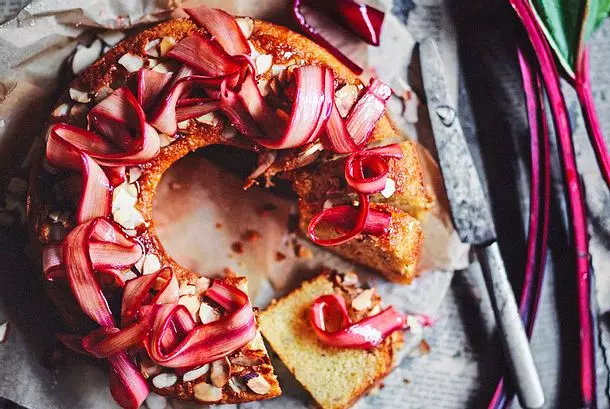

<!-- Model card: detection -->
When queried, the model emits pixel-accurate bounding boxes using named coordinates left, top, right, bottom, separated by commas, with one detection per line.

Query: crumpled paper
left=0, top=1, right=468, bottom=408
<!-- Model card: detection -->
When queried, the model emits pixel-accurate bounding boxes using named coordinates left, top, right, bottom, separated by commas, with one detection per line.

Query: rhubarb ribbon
left=309, top=293, right=406, bottom=349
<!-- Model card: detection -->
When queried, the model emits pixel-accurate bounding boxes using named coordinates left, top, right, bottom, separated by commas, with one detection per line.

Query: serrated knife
left=419, top=38, right=544, bottom=409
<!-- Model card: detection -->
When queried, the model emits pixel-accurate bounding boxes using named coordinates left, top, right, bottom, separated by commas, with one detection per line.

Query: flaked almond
left=335, top=84, right=358, bottom=118
left=52, top=103, right=71, bottom=117
left=145, top=39, right=161, bottom=57
left=195, top=276, right=211, bottom=294
left=183, top=364, right=210, bottom=382
left=113, top=206, right=145, bottom=230
left=140, top=358, right=162, bottom=378
left=352, top=288, right=375, bottom=311
left=228, top=376, right=247, bottom=393
left=230, top=354, right=264, bottom=367
left=127, top=167, right=143, bottom=183
left=341, top=271, right=359, bottom=286
left=198, top=302, right=220, bottom=324
left=145, top=393, right=168, bottom=409
left=255, top=54, right=273, bottom=74
left=177, top=120, right=190, bottom=130
left=236, top=17, right=254, bottom=39
left=123, top=271, right=138, bottom=281
left=243, top=372, right=271, bottom=395
left=112, top=183, right=137, bottom=213
left=195, top=112, right=219, bottom=126
left=98, top=30, right=125, bottom=46
left=380, top=178, right=396, bottom=198
left=193, top=382, right=222, bottom=402
left=94, top=85, right=114, bottom=103
left=69, top=88, right=91, bottom=103
left=159, top=36, right=176, bottom=56
left=147, top=58, right=159, bottom=69
left=210, top=357, right=231, bottom=387
left=271, top=64, right=286, bottom=77
left=152, top=372, right=178, bottom=389
left=368, top=304, right=382, bottom=317
left=118, top=53, right=144, bottom=73
left=72, top=39, right=103, bottom=74
left=158, top=133, right=176, bottom=147
left=152, top=61, right=179, bottom=73
left=179, top=284, right=196, bottom=296
left=142, top=254, right=161, bottom=275
left=178, top=295, right=200, bottom=318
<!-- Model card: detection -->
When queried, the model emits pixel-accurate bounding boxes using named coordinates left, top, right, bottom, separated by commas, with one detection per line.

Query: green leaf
left=529, top=0, right=610, bottom=77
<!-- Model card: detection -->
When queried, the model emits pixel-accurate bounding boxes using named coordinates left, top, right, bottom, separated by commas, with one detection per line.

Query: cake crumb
left=403, top=379, right=410, bottom=384
left=275, top=251, right=286, bottom=261
left=231, top=241, right=244, bottom=254
left=242, top=229, right=262, bottom=242
left=215, top=222, right=223, bottom=229
left=294, top=242, right=313, bottom=259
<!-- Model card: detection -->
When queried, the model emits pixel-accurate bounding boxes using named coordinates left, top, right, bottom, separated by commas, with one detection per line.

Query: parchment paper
left=0, top=1, right=469, bottom=408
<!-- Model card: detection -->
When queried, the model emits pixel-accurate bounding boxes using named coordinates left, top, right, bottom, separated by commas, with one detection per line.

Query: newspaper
left=0, top=0, right=609, bottom=409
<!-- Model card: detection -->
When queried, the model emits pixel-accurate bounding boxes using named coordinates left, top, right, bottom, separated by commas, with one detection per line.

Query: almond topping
left=230, top=354, right=264, bottom=367
left=118, top=53, right=144, bottom=73
left=177, top=120, right=190, bottom=130
left=236, top=17, right=254, bottom=39
left=210, top=357, right=231, bottom=387
left=198, top=302, right=220, bottom=324
left=158, top=133, right=176, bottom=147
left=69, top=88, right=90, bottom=103
left=52, top=103, right=71, bottom=117
left=179, top=284, right=196, bottom=296
left=380, top=178, right=396, bottom=198
left=178, top=295, right=200, bottom=319
left=228, top=376, right=247, bottom=393
left=94, top=86, right=114, bottom=103
left=159, top=36, right=176, bottom=56
left=142, top=254, right=161, bottom=275
left=193, top=382, right=222, bottom=402
left=72, top=39, right=102, bottom=75
left=98, top=30, right=125, bottom=46
left=341, top=272, right=359, bottom=286
left=113, top=207, right=145, bottom=230
left=195, top=112, right=219, bottom=126
left=183, top=364, right=210, bottom=382
left=145, top=39, right=161, bottom=57
left=123, top=271, right=138, bottom=281
left=335, top=84, right=358, bottom=118
left=127, top=167, right=143, bottom=183
left=243, top=372, right=271, bottom=395
left=352, top=288, right=375, bottom=311
left=152, top=372, right=178, bottom=389
left=255, top=54, right=273, bottom=74
left=195, top=276, right=211, bottom=294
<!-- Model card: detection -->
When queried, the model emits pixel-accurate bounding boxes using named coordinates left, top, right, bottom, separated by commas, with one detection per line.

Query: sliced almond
left=112, top=183, right=137, bottom=213
left=255, top=54, right=273, bottom=74
left=341, top=271, right=359, bottom=286
left=198, top=302, right=220, bottom=325
left=123, top=270, right=138, bottom=281
left=72, top=39, right=103, bottom=75
left=236, top=17, right=254, bottom=39
left=249, top=41, right=261, bottom=59
left=178, top=295, right=200, bottom=319
left=127, top=167, right=143, bottom=183
left=368, top=304, right=382, bottom=317
left=140, top=358, right=162, bottom=378
left=147, top=58, right=159, bottom=69
left=335, top=84, right=358, bottom=118
left=159, top=36, right=176, bottom=56
left=177, top=120, right=190, bottom=130
left=152, top=372, right=178, bottom=389
left=271, top=64, right=286, bottom=77
left=142, top=254, right=161, bottom=275
left=158, top=133, right=176, bottom=147
left=352, top=288, right=375, bottom=311
left=152, top=61, right=179, bottom=74
left=113, top=206, right=145, bottom=230
left=179, top=284, right=196, bottom=296
left=69, top=88, right=91, bottom=103
left=193, top=382, right=222, bottom=402
left=210, top=357, right=231, bottom=387
left=183, top=364, right=210, bottom=382
left=98, top=30, right=125, bottom=46
left=195, top=277, right=211, bottom=294
left=380, top=178, right=396, bottom=198
left=94, top=85, right=114, bottom=103
left=0, top=321, right=8, bottom=343
left=145, top=393, right=168, bottom=409
left=228, top=376, right=247, bottom=394
left=230, top=354, right=264, bottom=367
left=145, top=39, right=161, bottom=57
left=243, top=372, right=271, bottom=395
left=195, top=112, right=219, bottom=126
left=118, top=53, right=144, bottom=73
left=52, top=103, right=71, bottom=117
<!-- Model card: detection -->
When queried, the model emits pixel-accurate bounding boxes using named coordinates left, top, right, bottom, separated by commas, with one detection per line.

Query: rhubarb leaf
left=530, top=0, right=610, bottom=77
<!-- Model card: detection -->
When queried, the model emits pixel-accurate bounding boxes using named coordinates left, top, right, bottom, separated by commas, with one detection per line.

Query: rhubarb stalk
left=508, top=1, right=595, bottom=407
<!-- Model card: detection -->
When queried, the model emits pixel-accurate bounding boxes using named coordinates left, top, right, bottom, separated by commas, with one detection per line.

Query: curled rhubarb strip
left=322, top=103, right=358, bottom=153
left=148, top=65, right=194, bottom=135
left=167, top=34, right=243, bottom=76
left=309, top=293, right=405, bottom=349
left=138, top=69, right=173, bottom=112
left=345, top=79, right=392, bottom=147
left=82, top=317, right=152, bottom=358
left=108, top=352, right=149, bottom=409
left=184, top=5, right=250, bottom=56
left=308, top=193, right=371, bottom=246
left=144, top=280, right=256, bottom=368
left=175, top=98, right=221, bottom=122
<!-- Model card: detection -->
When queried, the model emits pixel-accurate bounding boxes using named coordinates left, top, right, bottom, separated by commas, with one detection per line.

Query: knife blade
left=419, top=38, right=544, bottom=409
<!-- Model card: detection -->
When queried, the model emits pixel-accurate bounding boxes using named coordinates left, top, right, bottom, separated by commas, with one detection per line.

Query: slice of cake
left=259, top=271, right=405, bottom=409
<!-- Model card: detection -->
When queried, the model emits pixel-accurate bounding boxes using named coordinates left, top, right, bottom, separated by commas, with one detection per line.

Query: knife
left=419, top=38, right=545, bottom=409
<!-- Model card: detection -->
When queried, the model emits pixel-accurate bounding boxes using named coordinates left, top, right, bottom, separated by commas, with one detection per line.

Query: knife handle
left=476, top=242, right=545, bottom=409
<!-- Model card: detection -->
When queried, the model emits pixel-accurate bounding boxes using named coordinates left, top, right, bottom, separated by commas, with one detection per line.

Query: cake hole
left=153, top=146, right=295, bottom=295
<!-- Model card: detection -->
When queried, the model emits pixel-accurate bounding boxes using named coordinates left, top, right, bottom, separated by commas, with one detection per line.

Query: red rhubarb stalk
left=509, top=1, right=595, bottom=407
left=488, top=47, right=551, bottom=409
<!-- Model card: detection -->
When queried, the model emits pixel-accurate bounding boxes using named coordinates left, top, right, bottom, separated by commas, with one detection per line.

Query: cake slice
left=298, top=201, right=423, bottom=283
left=259, top=271, right=404, bottom=409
